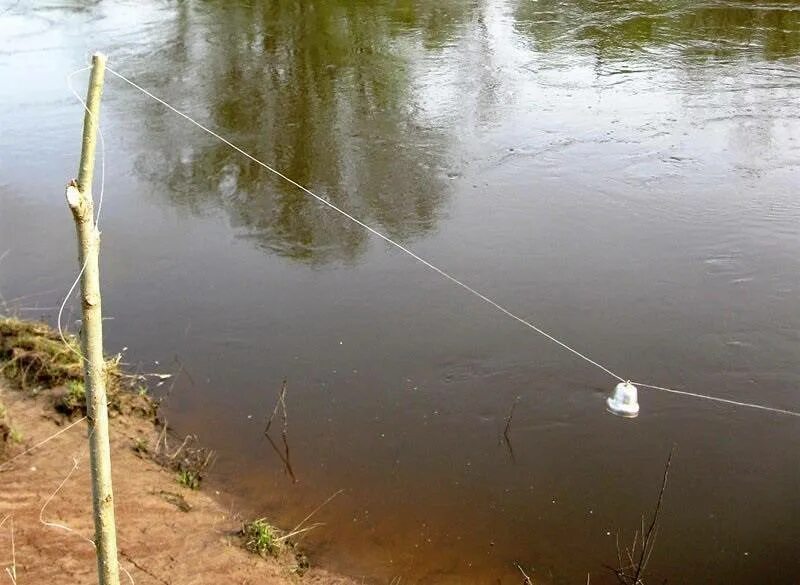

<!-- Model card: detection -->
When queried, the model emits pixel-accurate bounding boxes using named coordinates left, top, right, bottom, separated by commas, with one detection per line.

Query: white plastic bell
left=606, top=381, right=639, bottom=418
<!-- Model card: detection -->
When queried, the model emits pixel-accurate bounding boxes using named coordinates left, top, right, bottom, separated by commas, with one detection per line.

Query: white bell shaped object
left=606, top=381, right=639, bottom=418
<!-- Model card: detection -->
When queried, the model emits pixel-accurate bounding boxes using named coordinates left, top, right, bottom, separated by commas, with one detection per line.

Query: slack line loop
left=102, top=65, right=800, bottom=420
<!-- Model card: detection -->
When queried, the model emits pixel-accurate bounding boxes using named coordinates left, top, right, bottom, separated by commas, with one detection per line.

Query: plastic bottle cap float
left=606, top=381, right=640, bottom=418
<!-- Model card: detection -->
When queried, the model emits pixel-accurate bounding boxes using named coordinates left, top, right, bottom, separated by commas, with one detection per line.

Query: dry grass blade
left=274, top=522, right=325, bottom=543
left=5, top=516, right=16, bottom=585
left=515, top=561, right=533, bottom=584
left=149, top=430, right=215, bottom=490
left=291, top=489, right=344, bottom=535
left=0, top=515, right=13, bottom=584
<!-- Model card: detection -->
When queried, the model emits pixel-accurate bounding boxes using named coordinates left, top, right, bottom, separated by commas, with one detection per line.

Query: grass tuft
left=148, top=431, right=214, bottom=490
left=58, top=379, right=86, bottom=414
left=0, top=400, right=21, bottom=452
left=243, top=518, right=280, bottom=557
left=132, top=437, right=149, bottom=455
left=9, top=428, right=22, bottom=444
left=0, top=317, right=159, bottom=419
left=0, top=318, right=84, bottom=388
left=177, top=469, right=201, bottom=490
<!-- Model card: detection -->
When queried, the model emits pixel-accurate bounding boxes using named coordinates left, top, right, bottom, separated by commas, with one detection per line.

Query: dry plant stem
left=632, top=446, right=674, bottom=584
left=0, top=515, right=17, bottom=585
left=515, top=562, right=533, bottom=584
left=503, top=396, right=519, bottom=441
left=501, top=396, right=520, bottom=461
left=265, top=380, right=288, bottom=435
left=610, top=446, right=675, bottom=585
left=274, top=523, right=324, bottom=543
left=265, top=432, right=296, bottom=483
left=65, top=52, right=120, bottom=585
left=7, top=516, right=16, bottom=585
left=291, top=489, right=344, bottom=535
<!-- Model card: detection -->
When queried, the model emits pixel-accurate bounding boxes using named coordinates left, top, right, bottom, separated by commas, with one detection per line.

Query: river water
left=1, top=1, right=800, bottom=583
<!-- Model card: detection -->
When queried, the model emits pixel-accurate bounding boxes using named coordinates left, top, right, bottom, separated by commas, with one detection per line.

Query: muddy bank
left=0, top=320, right=356, bottom=585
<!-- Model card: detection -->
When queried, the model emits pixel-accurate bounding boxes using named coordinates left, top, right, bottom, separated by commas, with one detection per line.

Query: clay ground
left=0, top=382, right=357, bottom=585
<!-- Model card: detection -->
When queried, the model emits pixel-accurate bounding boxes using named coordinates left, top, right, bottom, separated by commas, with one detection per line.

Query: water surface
left=1, top=1, right=800, bottom=583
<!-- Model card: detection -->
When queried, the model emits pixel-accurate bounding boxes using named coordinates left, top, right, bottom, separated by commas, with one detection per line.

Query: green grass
left=0, top=318, right=165, bottom=422
left=133, top=437, right=149, bottom=454
left=0, top=318, right=83, bottom=387
left=63, top=380, right=86, bottom=411
left=9, top=428, right=22, bottom=444
left=243, top=518, right=280, bottom=557
left=177, top=469, right=200, bottom=490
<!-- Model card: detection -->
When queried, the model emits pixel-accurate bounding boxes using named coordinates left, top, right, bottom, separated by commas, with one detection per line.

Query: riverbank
left=0, top=318, right=355, bottom=584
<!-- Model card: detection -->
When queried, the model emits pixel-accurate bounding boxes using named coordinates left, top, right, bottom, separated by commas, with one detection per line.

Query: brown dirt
left=0, top=381, right=357, bottom=585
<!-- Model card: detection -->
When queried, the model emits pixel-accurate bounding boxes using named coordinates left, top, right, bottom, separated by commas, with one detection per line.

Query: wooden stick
left=65, top=52, right=120, bottom=585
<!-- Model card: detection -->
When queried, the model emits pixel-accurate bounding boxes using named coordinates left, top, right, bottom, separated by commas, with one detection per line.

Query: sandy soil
left=0, top=382, right=356, bottom=585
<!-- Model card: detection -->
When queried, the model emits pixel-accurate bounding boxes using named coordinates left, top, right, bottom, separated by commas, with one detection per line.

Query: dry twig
left=265, top=380, right=288, bottom=436
left=610, top=446, right=675, bottom=585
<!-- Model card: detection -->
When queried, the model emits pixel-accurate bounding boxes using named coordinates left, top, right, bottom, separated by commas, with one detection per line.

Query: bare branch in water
left=633, top=446, right=675, bottom=584
left=504, top=396, right=520, bottom=439
left=501, top=396, right=520, bottom=462
left=610, top=445, right=676, bottom=585
left=265, top=379, right=288, bottom=436
left=265, top=432, right=297, bottom=483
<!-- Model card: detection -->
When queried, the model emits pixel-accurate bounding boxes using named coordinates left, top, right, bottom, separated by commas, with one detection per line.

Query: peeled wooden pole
left=65, top=52, right=120, bottom=585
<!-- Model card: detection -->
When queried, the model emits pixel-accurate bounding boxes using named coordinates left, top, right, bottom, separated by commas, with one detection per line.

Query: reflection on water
left=131, top=0, right=481, bottom=263
left=515, top=0, right=800, bottom=60
left=2, top=1, right=800, bottom=583
left=128, top=0, right=800, bottom=263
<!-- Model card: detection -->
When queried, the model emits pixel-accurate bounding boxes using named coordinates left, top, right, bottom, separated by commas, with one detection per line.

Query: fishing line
left=37, top=429, right=136, bottom=585
left=102, top=65, right=799, bottom=419
left=0, top=416, right=87, bottom=472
